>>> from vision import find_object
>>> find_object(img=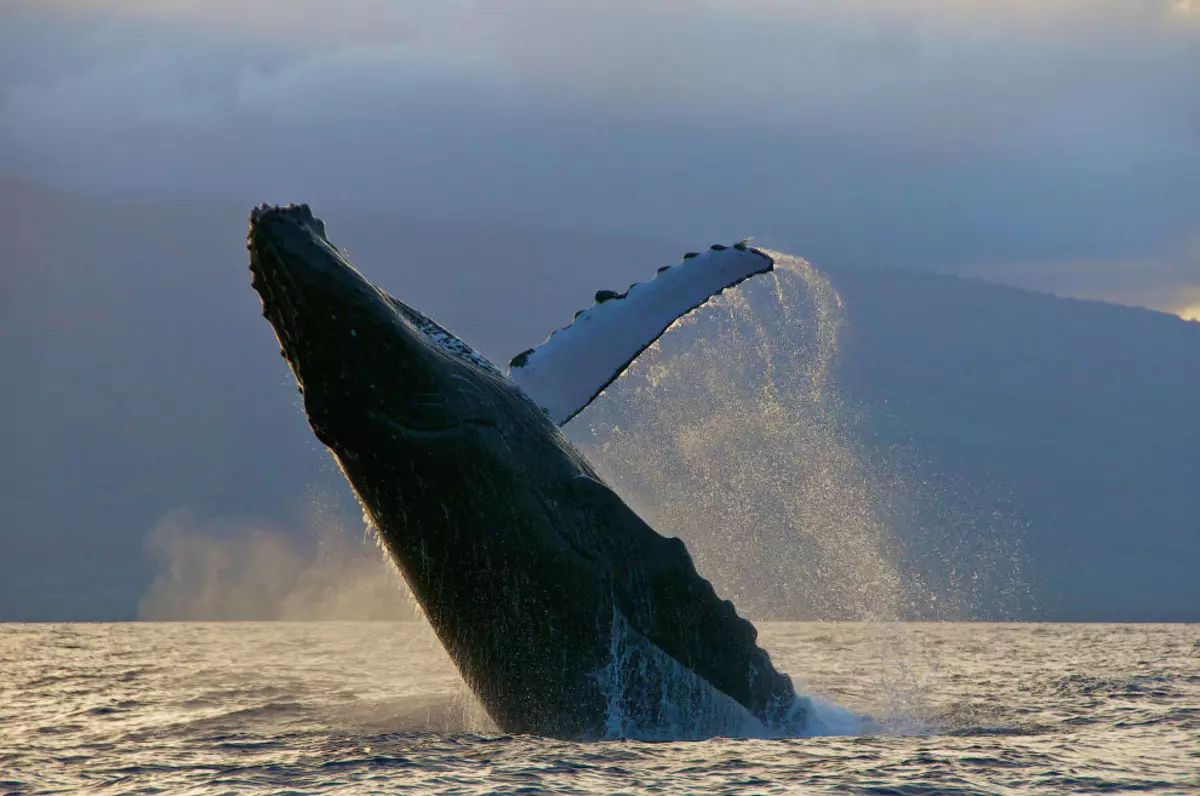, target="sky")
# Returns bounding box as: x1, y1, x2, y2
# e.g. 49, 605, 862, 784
1, 0, 1199, 620
3, 0, 1199, 315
